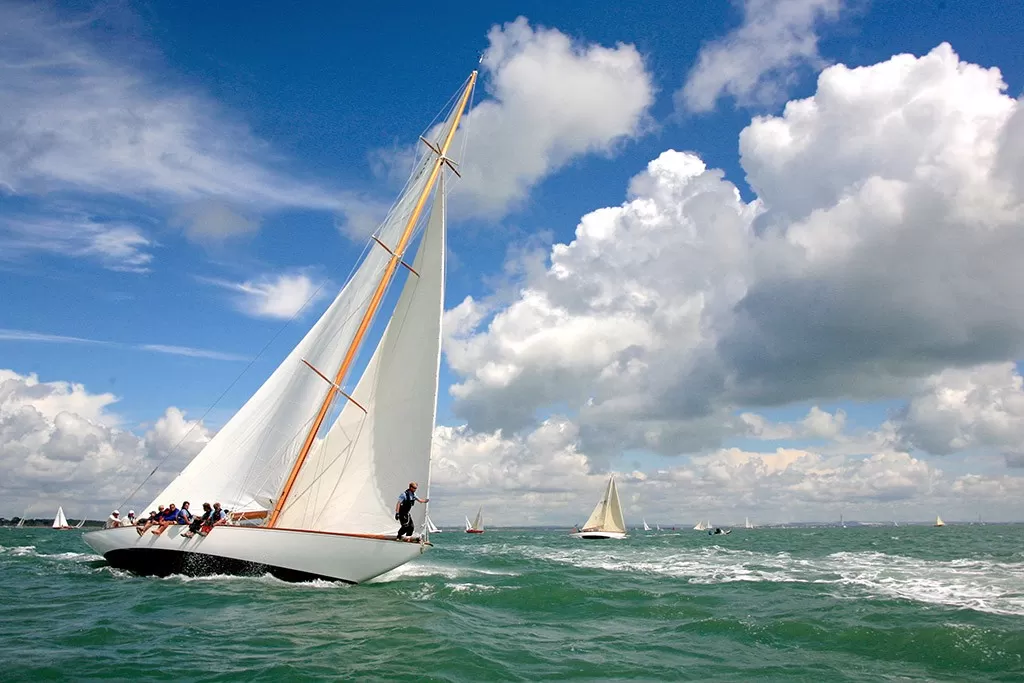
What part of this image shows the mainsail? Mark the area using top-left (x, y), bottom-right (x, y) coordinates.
top-left (582, 477), bottom-right (626, 533)
top-left (143, 89), bottom-right (461, 525)
top-left (52, 507), bottom-right (69, 529)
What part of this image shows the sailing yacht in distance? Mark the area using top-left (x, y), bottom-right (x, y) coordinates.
top-left (571, 476), bottom-right (627, 540)
top-left (83, 71), bottom-right (478, 584)
top-left (425, 515), bottom-right (441, 534)
top-left (744, 517), bottom-right (753, 529)
top-left (934, 515), bottom-right (945, 527)
top-left (642, 518), bottom-right (652, 531)
top-left (52, 507), bottom-right (71, 530)
top-left (465, 507), bottom-right (484, 534)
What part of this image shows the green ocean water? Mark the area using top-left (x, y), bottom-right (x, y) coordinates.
top-left (1, 524), bottom-right (1022, 682)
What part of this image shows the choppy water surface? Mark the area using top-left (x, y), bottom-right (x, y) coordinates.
top-left (1, 525), bottom-right (1022, 681)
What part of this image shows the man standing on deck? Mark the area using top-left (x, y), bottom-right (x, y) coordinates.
top-left (395, 482), bottom-right (429, 541)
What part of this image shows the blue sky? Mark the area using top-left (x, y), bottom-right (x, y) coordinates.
top-left (3, 0), bottom-right (1024, 523)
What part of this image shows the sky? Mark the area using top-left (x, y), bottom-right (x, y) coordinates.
top-left (3, 0), bottom-right (1024, 526)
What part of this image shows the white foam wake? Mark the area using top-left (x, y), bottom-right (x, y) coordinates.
top-left (494, 545), bottom-right (1024, 616)
top-left (370, 561), bottom-right (519, 583)
top-left (0, 544), bottom-right (102, 562)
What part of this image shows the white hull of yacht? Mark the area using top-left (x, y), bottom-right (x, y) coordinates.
top-left (570, 531), bottom-right (627, 540)
top-left (83, 525), bottom-right (428, 584)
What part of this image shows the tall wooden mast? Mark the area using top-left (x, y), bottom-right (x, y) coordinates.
top-left (268, 71), bottom-right (477, 528)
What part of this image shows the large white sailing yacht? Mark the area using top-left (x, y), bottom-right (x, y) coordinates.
top-left (84, 71), bottom-right (478, 583)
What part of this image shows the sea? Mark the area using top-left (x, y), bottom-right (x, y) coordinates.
top-left (1, 524), bottom-right (1021, 682)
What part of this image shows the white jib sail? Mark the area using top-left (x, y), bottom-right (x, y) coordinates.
top-left (52, 506), bottom-right (68, 528)
top-left (142, 120), bottom-right (447, 519)
top-left (275, 175), bottom-right (446, 535)
top-left (643, 518), bottom-right (651, 531)
top-left (464, 516), bottom-right (472, 531)
top-left (471, 507), bottom-right (483, 531)
top-left (582, 477), bottom-right (626, 533)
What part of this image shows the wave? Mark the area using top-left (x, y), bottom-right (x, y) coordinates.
top-left (370, 561), bottom-right (520, 583)
top-left (826, 551), bottom-right (1024, 616)
top-left (0, 544), bottom-right (102, 562)
top-left (442, 582), bottom-right (513, 594)
top-left (492, 545), bottom-right (1024, 616)
top-left (157, 572), bottom-right (345, 589)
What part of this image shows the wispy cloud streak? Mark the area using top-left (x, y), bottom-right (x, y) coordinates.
top-left (0, 328), bottom-right (248, 361)
top-left (0, 2), bottom-right (379, 254)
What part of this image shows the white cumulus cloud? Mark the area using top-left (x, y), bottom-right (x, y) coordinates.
top-left (897, 363), bottom-right (1024, 465)
top-left (679, 0), bottom-right (844, 112)
top-left (377, 17), bottom-right (654, 219)
top-left (427, 419), bottom-right (1018, 525)
top-left (446, 44), bottom-right (1024, 461)
top-left (741, 406), bottom-right (847, 440)
top-left (0, 370), bottom-right (210, 519)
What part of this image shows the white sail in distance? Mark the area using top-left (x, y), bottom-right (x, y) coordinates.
top-left (52, 507), bottom-right (68, 529)
top-left (582, 477), bottom-right (626, 533)
top-left (643, 518), bottom-right (651, 531)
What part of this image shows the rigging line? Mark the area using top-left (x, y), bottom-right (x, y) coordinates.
top-left (366, 76), bottom-right (467, 253)
top-left (376, 81), bottom-right (466, 233)
top-left (450, 76), bottom-right (476, 197)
